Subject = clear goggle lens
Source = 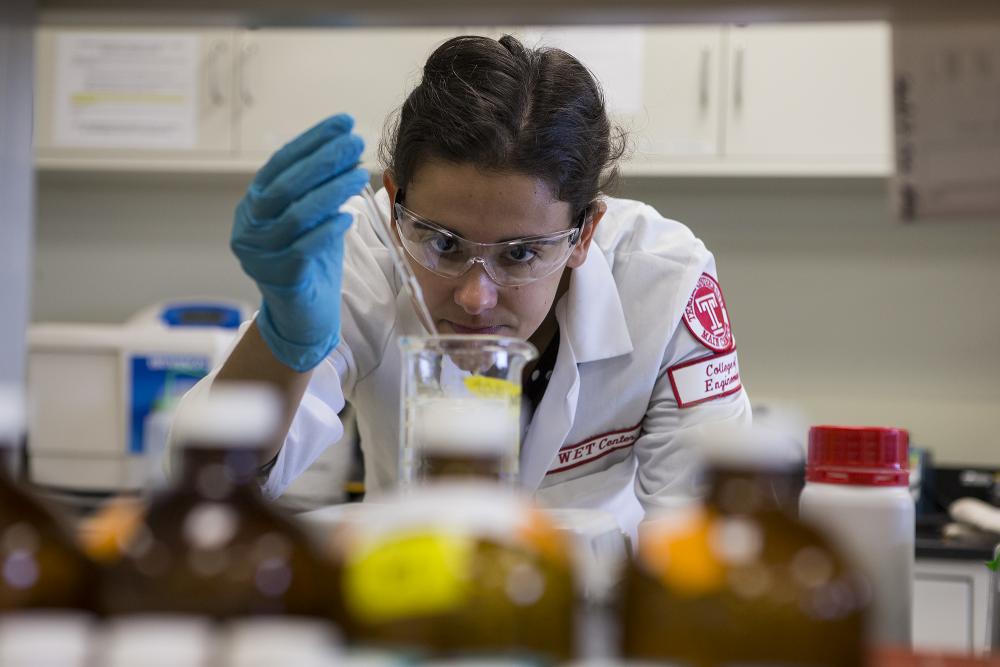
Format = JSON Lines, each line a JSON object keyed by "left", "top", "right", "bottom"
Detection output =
{"left": 393, "top": 202, "right": 584, "bottom": 287}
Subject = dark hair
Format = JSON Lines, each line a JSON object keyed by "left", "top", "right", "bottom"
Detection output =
{"left": 378, "top": 34, "right": 627, "bottom": 219}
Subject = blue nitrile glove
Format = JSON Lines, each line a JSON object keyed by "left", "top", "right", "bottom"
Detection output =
{"left": 231, "top": 114, "right": 369, "bottom": 372}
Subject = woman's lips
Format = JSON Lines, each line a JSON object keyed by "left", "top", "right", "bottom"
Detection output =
{"left": 446, "top": 321, "right": 505, "bottom": 335}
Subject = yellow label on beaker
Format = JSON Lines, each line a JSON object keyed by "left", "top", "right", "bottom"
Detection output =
{"left": 343, "top": 533, "right": 472, "bottom": 624}
{"left": 464, "top": 375, "right": 521, "bottom": 399}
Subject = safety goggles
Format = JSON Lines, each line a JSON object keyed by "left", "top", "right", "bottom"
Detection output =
{"left": 392, "top": 190, "right": 588, "bottom": 288}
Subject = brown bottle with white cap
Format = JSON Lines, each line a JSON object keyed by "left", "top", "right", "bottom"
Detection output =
{"left": 0, "top": 384, "right": 96, "bottom": 612}
{"left": 325, "top": 482, "right": 575, "bottom": 662}
{"left": 622, "top": 426, "right": 869, "bottom": 667}
{"left": 100, "top": 382, "right": 331, "bottom": 619}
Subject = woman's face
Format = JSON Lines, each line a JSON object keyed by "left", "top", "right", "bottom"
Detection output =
{"left": 383, "top": 161, "right": 602, "bottom": 345}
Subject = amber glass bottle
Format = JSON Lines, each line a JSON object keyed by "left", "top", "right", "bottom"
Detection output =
{"left": 327, "top": 482, "right": 575, "bottom": 662}
{"left": 421, "top": 450, "right": 505, "bottom": 481}
{"left": 100, "top": 382, "right": 331, "bottom": 619}
{"left": 622, "top": 428, "right": 869, "bottom": 667}
{"left": 0, "top": 386, "right": 96, "bottom": 612}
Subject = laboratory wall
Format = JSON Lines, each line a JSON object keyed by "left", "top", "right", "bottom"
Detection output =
{"left": 0, "top": 0, "right": 35, "bottom": 384}
{"left": 32, "top": 173, "right": 1000, "bottom": 466}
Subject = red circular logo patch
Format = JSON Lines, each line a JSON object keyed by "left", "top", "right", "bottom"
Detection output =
{"left": 682, "top": 274, "right": 734, "bottom": 352}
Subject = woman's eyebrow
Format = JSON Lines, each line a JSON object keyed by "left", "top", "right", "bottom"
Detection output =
{"left": 413, "top": 214, "right": 511, "bottom": 243}
{"left": 409, "top": 208, "right": 562, "bottom": 244}
{"left": 409, "top": 213, "right": 462, "bottom": 237}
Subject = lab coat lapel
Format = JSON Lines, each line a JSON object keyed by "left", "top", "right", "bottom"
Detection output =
{"left": 519, "top": 247, "right": 633, "bottom": 491}
{"left": 563, "top": 245, "right": 633, "bottom": 364}
{"left": 519, "top": 299, "right": 580, "bottom": 491}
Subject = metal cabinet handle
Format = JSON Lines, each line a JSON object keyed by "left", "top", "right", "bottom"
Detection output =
{"left": 699, "top": 48, "right": 710, "bottom": 111}
{"left": 239, "top": 41, "right": 258, "bottom": 108}
{"left": 733, "top": 46, "right": 745, "bottom": 112}
{"left": 206, "top": 40, "right": 228, "bottom": 107}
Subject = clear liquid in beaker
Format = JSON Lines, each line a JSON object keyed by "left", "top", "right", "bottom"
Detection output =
{"left": 399, "top": 335, "right": 537, "bottom": 488}
{"left": 406, "top": 395, "right": 517, "bottom": 483}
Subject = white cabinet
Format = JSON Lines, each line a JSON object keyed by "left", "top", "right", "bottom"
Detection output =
{"left": 34, "top": 27, "right": 238, "bottom": 163}
{"left": 722, "top": 23, "right": 891, "bottom": 170}
{"left": 624, "top": 22, "right": 891, "bottom": 175}
{"left": 912, "top": 557, "right": 994, "bottom": 654}
{"left": 627, "top": 27, "right": 726, "bottom": 163}
{"left": 33, "top": 23, "right": 892, "bottom": 177}
{"left": 499, "top": 26, "right": 725, "bottom": 164}
{"left": 914, "top": 575, "right": 975, "bottom": 652}
{"left": 236, "top": 28, "right": 463, "bottom": 166}
{"left": 34, "top": 26, "right": 463, "bottom": 172}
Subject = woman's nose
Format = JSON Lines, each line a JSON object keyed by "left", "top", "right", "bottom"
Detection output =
{"left": 453, "top": 264, "right": 499, "bottom": 315}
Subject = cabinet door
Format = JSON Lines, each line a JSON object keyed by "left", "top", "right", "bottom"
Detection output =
{"left": 236, "top": 28, "right": 462, "bottom": 167}
{"left": 633, "top": 27, "right": 724, "bottom": 166}
{"left": 34, "top": 28, "right": 237, "bottom": 159}
{"left": 913, "top": 575, "right": 974, "bottom": 652}
{"left": 722, "top": 22, "right": 891, "bottom": 169}
{"left": 913, "top": 558, "right": 994, "bottom": 654}
{"left": 500, "top": 26, "right": 724, "bottom": 172}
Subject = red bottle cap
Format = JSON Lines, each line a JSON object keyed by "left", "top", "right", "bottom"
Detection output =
{"left": 807, "top": 425, "right": 910, "bottom": 487}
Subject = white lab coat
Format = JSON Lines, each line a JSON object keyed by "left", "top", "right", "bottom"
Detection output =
{"left": 175, "top": 188, "right": 751, "bottom": 540}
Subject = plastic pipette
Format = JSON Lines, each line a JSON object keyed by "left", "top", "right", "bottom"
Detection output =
{"left": 362, "top": 184, "right": 438, "bottom": 335}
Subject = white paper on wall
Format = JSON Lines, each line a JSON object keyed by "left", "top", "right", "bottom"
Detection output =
{"left": 893, "top": 23, "right": 1000, "bottom": 222}
{"left": 518, "top": 26, "right": 644, "bottom": 115}
{"left": 53, "top": 32, "right": 198, "bottom": 149}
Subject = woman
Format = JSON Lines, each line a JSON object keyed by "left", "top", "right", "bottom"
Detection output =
{"left": 179, "top": 34, "right": 750, "bottom": 538}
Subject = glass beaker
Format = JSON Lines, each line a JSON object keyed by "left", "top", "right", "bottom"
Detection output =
{"left": 399, "top": 335, "right": 538, "bottom": 487}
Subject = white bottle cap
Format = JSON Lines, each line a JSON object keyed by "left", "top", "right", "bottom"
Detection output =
{"left": 0, "top": 383, "right": 26, "bottom": 448}
{"left": 171, "top": 382, "right": 283, "bottom": 449}
{"left": 695, "top": 423, "right": 804, "bottom": 471}
{"left": 101, "top": 615, "right": 215, "bottom": 667}
{"left": 224, "top": 616, "right": 339, "bottom": 667}
{"left": 0, "top": 612, "right": 95, "bottom": 667}
{"left": 414, "top": 397, "right": 514, "bottom": 456}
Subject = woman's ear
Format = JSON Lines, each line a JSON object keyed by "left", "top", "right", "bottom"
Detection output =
{"left": 382, "top": 170, "right": 399, "bottom": 202}
{"left": 566, "top": 200, "right": 607, "bottom": 269}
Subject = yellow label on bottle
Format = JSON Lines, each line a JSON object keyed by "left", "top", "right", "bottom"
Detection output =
{"left": 463, "top": 375, "right": 521, "bottom": 399}
{"left": 343, "top": 533, "right": 472, "bottom": 624}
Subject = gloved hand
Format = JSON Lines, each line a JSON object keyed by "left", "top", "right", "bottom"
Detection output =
{"left": 231, "top": 114, "right": 369, "bottom": 372}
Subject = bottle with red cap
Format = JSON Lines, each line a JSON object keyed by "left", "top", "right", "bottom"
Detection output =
{"left": 799, "top": 425, "right": 914, "bottom": 649}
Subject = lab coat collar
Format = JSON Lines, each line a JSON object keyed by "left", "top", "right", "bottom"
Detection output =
{"left": 518, "top": 245, "right": 632, "bottom": 492}
{"left": 560, "top": 244, "right": 633, "bottom": 364}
